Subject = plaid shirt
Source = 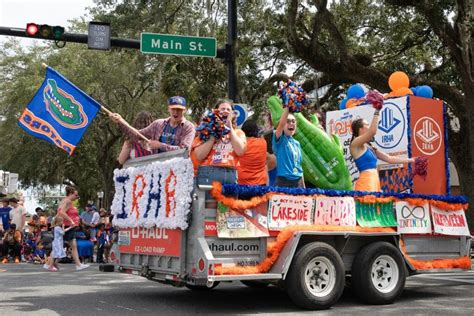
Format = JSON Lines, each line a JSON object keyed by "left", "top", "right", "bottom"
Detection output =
{"left": 123, "top": 117, "right": 195, "bottom": 152}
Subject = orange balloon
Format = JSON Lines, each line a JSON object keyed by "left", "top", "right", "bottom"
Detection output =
{"left": 388, "top": 71, "right": 410, "bottom": 91}
{"left": 392, "top": 87, "right": 413, "bottom": 97}
{"left": 346, "top": 98, "right": 359, "bottom": 108}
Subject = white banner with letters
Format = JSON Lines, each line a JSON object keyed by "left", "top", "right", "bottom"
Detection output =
{"left": 314, "top": 197, "right": 356, "bottom": 227}
{"left": 268, "top": 195, "right": 315, "bottom": 229}
{"left": 111, "top": 157, "right": 194, "bottom": 229}
{"left": 395, "top": 201, "right": 432, "bottom": 234}
{"left": 431, "top": 205, "right": 470, "bottom": 236}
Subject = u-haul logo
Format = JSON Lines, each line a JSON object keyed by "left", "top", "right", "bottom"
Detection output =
{"left": 375, "top": 103, "right": 405, "bottom": 149}
{"left": 414, "top": 117, "right": 442, "bottom": 155}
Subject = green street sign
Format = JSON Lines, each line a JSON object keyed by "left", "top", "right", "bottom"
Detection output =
{"left": 141, "top": 33, "right": 217, "bottom": 58}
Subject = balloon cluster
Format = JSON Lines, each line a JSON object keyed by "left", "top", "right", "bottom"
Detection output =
{"left": 339, "top": 84, "right": 365, "bottom": 110}
{"left": 195, "top": 109, "right": 231, "bottom": 142}
{"left": 411, "top": 156, "right": 429, "bottom": 180}
{"left": 387, "top": 71, "right": 433, "bottom": 98}
{"left": 278, "top": 80, "right": 309, "bottom": 113}
{"left": 339, "top": 71, "right": 434, "bottom": 110}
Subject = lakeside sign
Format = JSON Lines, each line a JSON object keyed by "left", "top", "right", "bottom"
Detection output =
{"left": 141, "top": 33, "right": 217, "bottom": 58}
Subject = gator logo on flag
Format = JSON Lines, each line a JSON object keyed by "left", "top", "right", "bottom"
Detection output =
{"left": 43, "top": 79, "right": 89, "bottom": 129}
{"left": 18, "top": 66, "right": 101, "bottom": 155}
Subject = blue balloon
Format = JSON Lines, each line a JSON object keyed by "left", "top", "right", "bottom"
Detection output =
{"left": 347, "top": 84, "right": 365, "bottom": 99}
{"left": 339, "top": 98, "right": 348, "bottom": 110}
{"left": 417, "top": 85, "right": 433, "bottom": 98}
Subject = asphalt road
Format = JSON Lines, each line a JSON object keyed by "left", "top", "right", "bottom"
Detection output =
{"left": 1, "top": 263, "right": 474, "bottom": 315}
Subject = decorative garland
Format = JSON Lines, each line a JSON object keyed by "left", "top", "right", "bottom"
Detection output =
{"left": 215, "top": 224, "right": 396, "bottom": 275}
{"left": 399, "top": 239, "right": 471, "bottom": 270}
{"left": 111, "top": 157, "right": 194, "bottom": 229}
{"left": 212, "top": 183, "right": 469, "bottom": 211}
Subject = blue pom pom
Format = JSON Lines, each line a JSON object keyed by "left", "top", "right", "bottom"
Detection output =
{"left": 278, "top": 80, "right": 309, "bottom": 113}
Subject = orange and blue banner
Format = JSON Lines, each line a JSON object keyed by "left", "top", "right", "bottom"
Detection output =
{"left": 18, "top": 66, "right": 101, "bottom": 155}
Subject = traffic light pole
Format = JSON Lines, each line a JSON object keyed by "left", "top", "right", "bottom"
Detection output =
{"left": 226, "top": 0, "right": 238, "bottom": 102}
{"left": 0, "top": 7, "right": 238, "bottom": 100}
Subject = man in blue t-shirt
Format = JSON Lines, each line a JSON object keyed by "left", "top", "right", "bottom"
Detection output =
{"left": 0, "top": 198, "right": 12, "bottom": 232}
{"left": 272, "top": 107, "right": 304, "bottom": 188}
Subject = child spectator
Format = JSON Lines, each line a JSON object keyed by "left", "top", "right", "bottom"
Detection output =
{"left": 96, "top": 224, "right": 109, "bottom": 263}
{"left": 33, "top": 241, "right": 46, "bottom": 264}
{"left": 23, "top": 232, "right": 36, "bottom": 262}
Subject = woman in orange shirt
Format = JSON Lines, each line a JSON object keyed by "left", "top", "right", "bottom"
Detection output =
{"left": 192, "top": 98, "right": 247, "bottom": 187}
{"left": 237, "top": 119, "right": 275, "bottom": 185}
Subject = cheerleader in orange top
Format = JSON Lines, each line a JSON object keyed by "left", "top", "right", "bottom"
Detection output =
{"left": 350, "top": 110, "right": 415, "bottom": 192}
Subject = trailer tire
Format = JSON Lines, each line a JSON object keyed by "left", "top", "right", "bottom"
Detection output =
{"left": 286, "top": 242, "right": 345, "bottom": 310}
{"left": 352, "top": 242, "right": 406, "bottom": 305}
{"left": 241, "top": 280, "right": 269, "bottom": 288}
{"left": 185, "top": 281, "right": 220, "bottom": 291}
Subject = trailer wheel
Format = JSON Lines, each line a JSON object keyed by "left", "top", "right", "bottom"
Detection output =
{"left": 286, "top": 242, "right": 345, "bottom": 310}
{"left": 352, "top": 242, "right": 406, "bottom": 304}
{"left": 185, "top": 281, "right": 220, "bottom": 291}
{"left": 241, "top": 280, "right": 269, "bottom": 288}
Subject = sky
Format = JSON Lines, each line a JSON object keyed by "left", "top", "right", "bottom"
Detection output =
{"left": 0, "top": 0, "right": 95, "bottom": 45}
{"left": 1, "top": 0, "right": 95, "bottom": 213}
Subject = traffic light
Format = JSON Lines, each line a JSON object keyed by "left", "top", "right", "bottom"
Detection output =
{"left": 26, "top": 23, "right": 65, "bottom": 40}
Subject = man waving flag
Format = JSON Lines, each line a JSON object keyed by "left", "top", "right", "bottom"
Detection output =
{"left": 18, "top": 65, "right": 101, "bottom": 155}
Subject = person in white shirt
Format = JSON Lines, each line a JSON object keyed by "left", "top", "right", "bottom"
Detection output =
{"left": 9, "top": 198, "right": 26, "bottom": 232}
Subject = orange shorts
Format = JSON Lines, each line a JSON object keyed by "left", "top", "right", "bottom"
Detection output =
{"left": 354, "top": 169, "right": 381, "bottom": 192}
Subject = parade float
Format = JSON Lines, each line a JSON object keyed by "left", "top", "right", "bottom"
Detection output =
{"left": 110, "top": 74, "right": 471, "bottom": 310}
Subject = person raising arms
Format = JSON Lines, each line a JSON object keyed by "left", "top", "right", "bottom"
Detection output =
{"left": 193, "top": 98, "right": 247, "bottom": 186}
{"left": 273, "top": 107, "right": 304, "bottom": 188}
{"left": 350, "top": 110, "right": 415, "bottom": 192}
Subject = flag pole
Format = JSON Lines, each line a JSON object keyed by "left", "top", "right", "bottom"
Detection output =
{"left": 41, "top": 63, "right": 151, "bottom": 143}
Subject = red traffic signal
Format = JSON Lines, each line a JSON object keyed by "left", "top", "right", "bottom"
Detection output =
{"left": 26, "top": 23, "right": 39, "bottom": 36}
{"left": 25, "top": 23, "right": 65, "bottom": 40}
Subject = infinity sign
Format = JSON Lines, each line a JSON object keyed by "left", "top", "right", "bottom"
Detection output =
{"left": 401, "top": 205, "right": 425, "bottom": 220}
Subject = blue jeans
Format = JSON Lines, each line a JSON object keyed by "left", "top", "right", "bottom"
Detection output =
{"left": 197, "top": 166, "right": 237, "bottom": 200}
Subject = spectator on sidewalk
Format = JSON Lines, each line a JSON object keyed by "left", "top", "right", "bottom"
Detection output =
{"left": 2, "top": 223, "right": 22, "bottom": 263}
{"left": 96, "top": 223, "right": 109, "bottom": 264}
{"left": 9, "top": 198, "right": 27, "bottom": 232}
{"left": 80, "top": 204, "right": 100, "bottom": 242}
{"left": 0, "top": 198, "right": 11, "bottom": 232}
{"left": 32, "top": 241, "right": 46, "bottom": 264}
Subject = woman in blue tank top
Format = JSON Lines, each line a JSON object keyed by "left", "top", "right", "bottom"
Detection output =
{"left": 350, "top": 109, "right": 415, "bottom": 192}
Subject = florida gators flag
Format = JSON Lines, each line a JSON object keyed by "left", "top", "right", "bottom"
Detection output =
{"left": 18, "top": 66, "right": 101, "bottom": 155}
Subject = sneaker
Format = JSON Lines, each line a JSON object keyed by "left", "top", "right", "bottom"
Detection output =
{"left": 76, "top": 263, "right": 90, "bottom": 271}
{"left": 43, "top": 264, "right": 50, "bottom": 270}
{"left": 48, "top": 266, "right": 58, "bottom": 272}
{"left": 2, "top": 258, "right": 8, "bottom": 264}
